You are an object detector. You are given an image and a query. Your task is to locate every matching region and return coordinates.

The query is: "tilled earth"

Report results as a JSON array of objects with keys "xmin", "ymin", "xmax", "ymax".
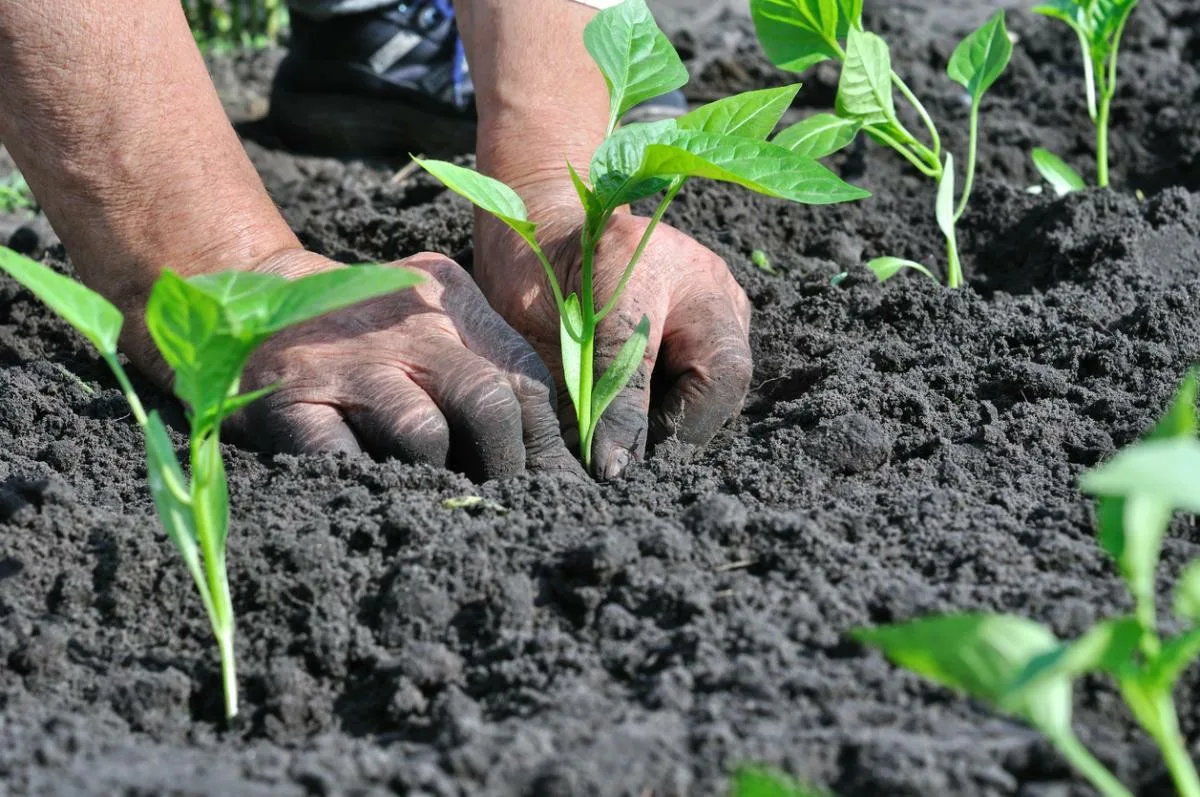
[{"xmin": 3, "ymin": 1, "xmax": 1200, "ymax": 795}]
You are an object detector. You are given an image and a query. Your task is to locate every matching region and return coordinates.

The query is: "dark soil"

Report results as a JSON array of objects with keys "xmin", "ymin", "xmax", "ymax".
[{"xmin": 4, "ymin": 1, "xmax": 1200, "ymax": 795}]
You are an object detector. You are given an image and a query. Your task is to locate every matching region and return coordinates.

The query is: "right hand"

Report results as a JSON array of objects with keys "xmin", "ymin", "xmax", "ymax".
[{"xmin": 128, "ymin": 249, "xmax": 582, "ymax": 480}]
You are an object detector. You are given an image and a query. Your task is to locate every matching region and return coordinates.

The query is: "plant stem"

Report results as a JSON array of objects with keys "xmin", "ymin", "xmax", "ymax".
[
  {"xmin": 578, "ymin": 232, "xmax": 598, "ymax": 467},
  {"xmin": 191, "ymin": 432, "xmax": 237, "ymax": 720},
  {"xmin": 1096, "ymin": 96, "xmax": 1111, "ymax": 188},
  {"xmin": 954, "ymin": 102, "xmax": 980, "ymax": 221},
  {"xmin": 103, "ymin": 354, "xmax": 149, "ymax": 427},
  {"xmin": 1152, "ymin": 696, "xmax": 1200, "ymax": 797},
  {"xmin": 892, "ymin": 72, "xmax": 942, "ymax": 160},
  {"xmin": 596, "ymin": 178, "xmax": 684, "ymax": 323},
  {"xmin": 945, "ymin": 228, "xmax": 963, "ymax": 289},
  {"xmin": 1051, "ymin": 732, "xmax": 1135, "ymax": 797},
  {"xmin": 866, "ymin": 125, "xmax": 941, "ymax": 179}
]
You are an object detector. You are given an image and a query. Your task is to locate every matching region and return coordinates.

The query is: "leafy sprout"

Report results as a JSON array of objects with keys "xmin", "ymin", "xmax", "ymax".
[
  {"xmin": 416, "ymin": 0, "xmax": 867, "ymax": 471},
  {"xmin": 0, "ymin": 171, "xmax": 35, "ymax": 214},
  {"xmin": 0, "ymin": 246, "xmax": 421, "ymax": 720},
  {"xmin": 856, "ymin": 371, "xmax": 1200, "ymax": 797},
  {"xmin": 750, "ymin": 1, "xmax": 1012, "ymax": 288},
  {"xmin": 183, "ymin": 0, "xmax": 288, "ymax": 52},
  {"xmin": 1031, "ymin": 0, "xmax": 1138, "ymax": 190}
]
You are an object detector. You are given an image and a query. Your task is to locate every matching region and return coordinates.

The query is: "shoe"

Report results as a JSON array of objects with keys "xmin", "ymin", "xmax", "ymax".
[{"xmin": 270, "ymin": 0, "xmax": 690, "ymax": 157}]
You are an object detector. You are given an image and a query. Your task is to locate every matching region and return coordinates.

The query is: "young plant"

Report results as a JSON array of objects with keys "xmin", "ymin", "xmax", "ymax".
[
  {"xmin": 1031, "ymin": 0, "xmax": 1139, "ymax": 190},
  {"xmin": 855, "ymin": 372, "xmax": 1200, "ymax": 797},
  {"xmin": 0, "ymin": 246, "xmax": 421, "ymax": 720},
  {"xmin": 0, "ymin": 171, "xmax": 35, "ymax": 214},
  {"xmin": 183, "ymin": 0, "xmax": 288, "ymax": 52},
  {"xmin": 416, "ymin": 0, "xmax": 867, "ymax": 469},
  {"xmin": 732, "ymin": 767, "xmax": 833, "ymax": 796},
  {"xmin": 750, "ymin": 1, "xmax": 1013, "ymax": 287}
]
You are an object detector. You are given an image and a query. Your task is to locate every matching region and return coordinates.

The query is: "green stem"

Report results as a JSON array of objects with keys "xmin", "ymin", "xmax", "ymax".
[
  {"xmin": 893, "ymin": 72, "xmax": 942, "ymax": 160},
  {"xmin": 945, "ymin": 226, "xmax": 963, "ymax": 289},
  {"xmin": 1077, "ymin": 28, "xmax": 1099, "ymax": 123},
  {"xmin": 954, "ymin": 102, "xmax": 980, "ymax": 221},
  {"xmin": 1152, "ymin": 696, "xmax": 1200, "ymax": 797},
  {"xmin": 865, "ymin": 125, "xmax": 941, "ymax": 179},
  {"xmin": 191, "ymin": 432, "xmax": 237, "ymax": 720},
  {"xmin": 1050, "ymin": 732, "xmax": 1135, "ymax": 797},
  {"xmin": 595, "ymin": 178, "xmax": 684, "ymax": 323},
  {"xmin": 102, "ymin": 354, "xmax": 149, "ymax": 428},
  {"xmin": 1096, "ymin": 95, "xmax": 1111, "ymax": 188},
  {"xmin": 578, "ymin": 233, "xmax": 598, "ymax": 468}
]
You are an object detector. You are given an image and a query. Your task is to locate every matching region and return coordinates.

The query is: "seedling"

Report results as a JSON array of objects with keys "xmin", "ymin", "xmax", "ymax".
[
  {"xmin": 750, "ymin": 1, "xmax": 1013, "ymax": 287},
  {"xmin": 417, "ymin": 0, "xmax": 867, "ymax": 469},
  {"xmin": 0, "ymin": 171, "xmax": 35, "ymax": 214},
  {"xmin": 0, "ymin": 246, "xmax": 421, "ymax": 720},
  {"xmin": 1031, "ymin": 0, "xmax": 1139, "ymax": 190},
  {"xmin": 731, "ymin": 767, "xmax": 832, "ymax": 796},
  {"xmin": 856, "ymin": 372, "xmax": 1200, "ymax": 797},
  {"xmin": 751, "ymin": 249, "xmax": 778, "ymax": 275},
  {"xmin": 184, "ymin": 0, "xmax": 288, "ymax": 52}
]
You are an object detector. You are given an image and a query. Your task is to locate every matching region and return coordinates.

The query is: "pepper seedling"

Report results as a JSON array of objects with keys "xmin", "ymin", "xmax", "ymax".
[
  {"xmin": 750, "ymin": 0, "xmax": 1012, "ymax": 287},
  {"xmin": 416, "ymin": 0, "xmax": 867, "ymax": 470},
  {"xmin": 0, "ymin": 246, "xmax": 421, "ymax": 720},
  {"xmin": 1030, "ymin": 0, "xmax": 1138, "ymax": 191},
  {"xmin": 855, "ymin": 372, "xmax": 1200, "ymax": 797}
]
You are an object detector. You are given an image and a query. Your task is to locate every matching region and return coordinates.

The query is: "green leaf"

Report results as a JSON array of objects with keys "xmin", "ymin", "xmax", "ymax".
[
  {"xmin": 591, "ymin": 315, "xmax": 650, "ymax": 427},
  {"xmin": 0, "ymin": 246, "xmax": 124, "ymax": 356},
  {"xmin": 1006, "ymin": 618, "xmax": 1142, "ymax": 699},
  {"xmin": 143, "ymin": 412, "xmax": 198, "ymax": 550},
  {"xmin": 193, "ymin": 432, "xmax": 230, "ymax": 552},
  {"xmin": 751, "ymin": 249, "xmax": 778, "ymax": 275},
  {"xmin": 854, "ymin": 614, "xmax": 1073, "ymax": 736},
  {"xmin": 750, "ymin": 0, "xmax": 848, "ymax": 73},
  {"xmin": 584, "ymin": 0, "xmax": 689, "ymax": 133},
  {"xmin": 1096, "ymin": 493, "xmax": 1174, "ymax": 618},
  {"xmin": 836, "ymin": 28, "xmax": 895, "ymax": 125},
  {"xmin": 1147, "ymin": 626, "xmax": 1200, "ymax": 690},
  {"xmin": 772, "ymin": 113, "xmax": 861, "ymax": 159},
  {"xmin": 1089, "ymin": 0, "xmax": 1139, "ymax": 48},
  {"xmin": 567, "ymin": 162, "xmax": 604, "ymax": 224},
  {"xmin": 1033, "ymin": 0, "xmax": 1088, "ymax": 34},
  {"xmin": 1082, "ymin": 437, "xmax": 1200, "ymax": 512},
  {"xmin": 731, "ymin": 766, "xmax": 831, "ymax": 797},
  {"xmin": 1174, "ymin": 562, "xmax": 1200, "ymax": 623},
  {"xmin": 1032, "ymin": 148, "xmax": 1086, "ymax": 196},
  {"xmin": 255, "ymin": 266, "xmax": 423, "ymax": 334},
  {"xmin": 948, "ymin": 11, "xmax": 1012, "ymax": 102},
  {"xmin": 590, "ymin": 120, "xmax": 681, "ymax": 209},
  {"xmin": 867, "ymin": 256, "xmax": 938, "ymax": 283},
  {"xmin": 415, "ymin": 158, "xmax": 545, "ymax": 254},
  {"xmin": 561, "ymin": 293, "xmax": 585, "ymax": 420},
  {"xmin": 936, "ymin": 153, "xmax": 957, "ymax": 243},
  {"xmin": 1147, "ymin": 370, "xmax": 1198, "ymax": 441},
  {"xmin": 678, "ymin": 85, "xmax": 802, "ymax": 141}
]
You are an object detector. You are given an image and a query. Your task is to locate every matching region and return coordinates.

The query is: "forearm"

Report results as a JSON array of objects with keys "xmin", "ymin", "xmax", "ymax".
[{"xmin": 0, "ymin": 0, "xmax": 297, "ymax": 318}]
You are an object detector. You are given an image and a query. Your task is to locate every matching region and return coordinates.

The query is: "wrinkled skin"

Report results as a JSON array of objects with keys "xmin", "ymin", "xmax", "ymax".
[{"xmin": 475, "ymin": 207, "xmax": 754, "ymax": 480}]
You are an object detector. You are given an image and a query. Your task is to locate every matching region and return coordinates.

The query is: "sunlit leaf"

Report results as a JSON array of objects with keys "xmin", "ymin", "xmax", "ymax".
[
  {"xmin": 591, "ymin": 314, "xmax": 650, "ymax": 427},
  {"xmin": 678, "ymin": 85, "xmax": 802, "ymax": 140},
  {"xmin": 772, "ymin": 113, "xmax": 861, "ymax": 159},
  {"xmin": 836, "ymin": 28, "xmax": 895, "ymax": 125},
  {"xmin": 947, "ymin": 11, "xmax": 1013, "ymax": 102},
  {"xmin": 1032, "ymin": 148, "xmax": 1086, "ymax": 196},
  {"xmin": 867, "ymin": 256, "xmax": 938, "ymax": 283}
]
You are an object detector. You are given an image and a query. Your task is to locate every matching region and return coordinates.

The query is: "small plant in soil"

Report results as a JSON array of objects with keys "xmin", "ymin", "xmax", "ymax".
[
  {"xmin": 1030, "ymin": 0, "xmax": 1139, "ymax": 191},
  {"xmin": 856, "ymin": 373, "xmax": 1200, "ymax": 797},
  {"xmin": 417, "ymin": 0, "xmax": 867, "ymax": 469},
  {"xmin": 0, "ymin": 171, "xmax": 35, "ymax": 214},
  {"xmin": 731, "ymin": 766, "xmax": 832, "ymax": 796},
  {"xmin": 0, "ymin": 246, "xmax": 421, "ymax": 720},
  {"xmin": 750, "ymin": 0, "xmax": 1013, "ymax": 287}
]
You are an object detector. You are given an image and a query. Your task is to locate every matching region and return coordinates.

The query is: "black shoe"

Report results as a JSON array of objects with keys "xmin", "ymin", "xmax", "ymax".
[{"xmin": 270, "ymin": 1, "xmax": 689, "ymax": 157}]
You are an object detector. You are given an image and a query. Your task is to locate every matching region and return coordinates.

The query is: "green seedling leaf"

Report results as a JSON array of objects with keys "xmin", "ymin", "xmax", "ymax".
[
  {"xmin": 773, "ymin": 113, "xmax": 861, "ymax": 159},
  {"xmin": 1147, "ymin": 369, "xmax": 1198, "ymax": 441},
  {"xmin": 1146, "ymin": 626, "xmax": 1200, "ymax": 690},
  {"xmin": 867, "ymin": 256, "xmax": 938, "ymax": 283},
  {"xmin": 836, "ymin": 28, "xmax": 895, "ymax": 125},
  {"xmin": 750, "ymin": 0, "xmax": 850, "ymax": 73},
  {"xmin": 855, "ymin": 614, "xmax": 1073, "ymax": 736},
  {"xmin": 415, "ymin": 158, "xmax": 544, "ymax": 253},
  {"xmin": 1033, "ymin": 0, "xmax": 1088, "ymax": 33},
  {"xmin": 936, "ymin": 153, "xmax": 957, "ymax": 242},
  {"xmin": 947, "ymin": 11, "xmax": 1013, "ymax": 102},
  {"xmin": 561, "ymin": 293, "xmax": 585, "ymax": 419},
  {"xmin": 678, "ymin": 84, "xmax": 802, "ymax": 140},
  {"xmin": 1032, "ymin": 148, "xmax": 1086, "ymax": 196},
  {"xmin": 1096, "ymin": 493, "xmax": 1175, "ymax": 621},
  {"xmin": 567, "ymin": 162, "xmax": 604, "ymax": 224},
  {"xmin": 584, "ymin": 0, "xmax": 689, "ymax": 133},
  {"xmin": 1006, "ymin": 618, "xmax": 1142, "ymax": 699},
  {"xmin": 0, "ymin": 246, "xmax": 124, "ymax": 356},
  {"xmin": 255, "ymin": 266, "xmax": 424, "ymax": 334},
  {"xmin": 1082, "ymin": 437, "xmax": 1200, "ymax": 512},
  {"xmin": 751, "ymin": 249, "xmax": 778, "ymax": 275},
  {"xmin": 590, "ymin": 120, "xmax": 680, "ymax": 209},
  {"xmin": 591, "ymin": 314, "xmax": 651, "ymax": 428},
  {"xmin": 731, "ymin": 766, "xmax": 831, "ymax": 797},
  {"xmin": 1174, "ymin": 562, "xmax": 1200, "ymax": 624},
  {"xmin": 143, "ymin": 411, "xmax": 200, "ymax": 559}
]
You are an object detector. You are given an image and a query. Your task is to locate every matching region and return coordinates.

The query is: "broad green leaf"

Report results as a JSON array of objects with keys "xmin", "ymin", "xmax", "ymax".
[
  {"xmin": 1082, "ymin": 437, "xmax": 1200, "ymax": 512},
  {"xmin": 772, "ymin": 114, "xmax": 861, "ymax": 159},
  {"xmin": 561, "ymin": 294, "xmax": 585, "ymax": 419},
  {"xmin": 1089, "ymin": 0, "xmax": 1139, "ymax": 48},
  {"xmin": 678, "ymin": 85, "xmax": 802, "ymax": 141},
  {"xmin": 750, "ymin": 0, "xmax": 848, "ymax": 73},
  {"xmin": 731, "ymin": 767, "xmax": 831, "ymax": 797},
  {"xmin": 947, "ymin": 11, "xmax": 1013, "ymax": 102},
  {"xmin": 0, "ymin": 246, "xmax": 124, "ymax": 356},
  {"xmin": 255, "ymin": 266, "xmax": 424, "ymax": 334},
  {"xmin": 867, "ymin": 256, "xmax": 938, "ymax": 283},
  {"xmin": 1174, "ymin": 561, "xmax": 1200, "ymax": 623},
  {"xmin": 193, "ymin": 432, "xmax": 230, "ymax": 552},
  {"xmin": 415, "ymin": 158, "xmax": 544, "ymax": 252},
  {"xmin": 854, "ymin": 614, "xmax": 1073, "ymax": 736},
  {"xmin": 1147, "ymin": 370, "xmax": 1198, "ymax": 441},
  {"xmin": 1033, "ymin": 0, "xmax": 1088, "ymax": 34},
  {"xmin": 1006, "ymin": 618, "xmax": 1142, "ymax": 699},
  {"xmin": 591, "ymin": 120, "xmax": 680, "ymax": 209},
  {"xmin": 1032, "ymin": 148, "xmax": 1086, "ymax": 196},
  {"xmin": 216, "ymin": 384, "xmax": 278, "ymax": 420},
  {"xmin": 836, "ymin": 28, "xmax": 895, "ymax": 125},
  {"xmin": 567, "ymin": 162, "xmax": 603, "ymax": 224},
  {"xmin": 936, "ymin": 153, "xmax": 957, "ymax": 242},
  {"xmin": 583, "ymin": 0, "xmax": 689, "ymax": 133},
  {"xmin": 591, "ymin": 315, "xmax": 650, "ymax": 427},
  {"xmin": 185, "ymin": 270, "xmax": 288, "ymax": 334},
  {"xmin": 1147, "ymin": 626, "xmax": 1200, "ymax": 690}
]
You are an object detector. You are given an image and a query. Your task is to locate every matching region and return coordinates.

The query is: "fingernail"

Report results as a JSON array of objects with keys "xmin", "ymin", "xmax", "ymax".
[{"xmin": 602, "ymin": 448, "xmax": 632, "ymax": 481}]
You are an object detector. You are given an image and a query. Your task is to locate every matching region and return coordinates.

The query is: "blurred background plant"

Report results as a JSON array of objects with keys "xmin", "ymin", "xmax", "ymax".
[{"xmin": 183, "ymin": 0, "xmax": 289, "ymax": 52}]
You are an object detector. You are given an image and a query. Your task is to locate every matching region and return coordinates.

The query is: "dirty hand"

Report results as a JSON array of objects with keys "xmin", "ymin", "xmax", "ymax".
[{"xmin": 475, "ymin": 208, "xmax": 754, "ymax": 481}]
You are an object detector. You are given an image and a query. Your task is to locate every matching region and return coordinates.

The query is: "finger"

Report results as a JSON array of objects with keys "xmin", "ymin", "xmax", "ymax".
[
  {"xmin": 422, "ymin": 258, "xmax": 584, "ymax": 478},
  {"xmin": 343, "ymin": 372, "xmax": 451, "ymax": 465},
  {"xmin": 588, "ymin": 312, "xmax": 658, "ymax": 482},
  {"xmin": 409, "ymin": 341, "xmax": 527, "ymax": 481},
  {"xmin": 240, "ymin": 400, "xmax": 363, "ymax": 455},
  {"xmin": 649, "ymin": 291, "xmax": 753, "ymax": 446}
]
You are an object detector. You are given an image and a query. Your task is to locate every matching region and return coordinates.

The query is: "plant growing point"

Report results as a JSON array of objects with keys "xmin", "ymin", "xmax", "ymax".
[
  {"xmin": 0, "ymin": 246, "xmax": 421, "ymax": 720},
  {"xmin": 417, "ymin": 0, "xmax": 867, "ymax": 470}
]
